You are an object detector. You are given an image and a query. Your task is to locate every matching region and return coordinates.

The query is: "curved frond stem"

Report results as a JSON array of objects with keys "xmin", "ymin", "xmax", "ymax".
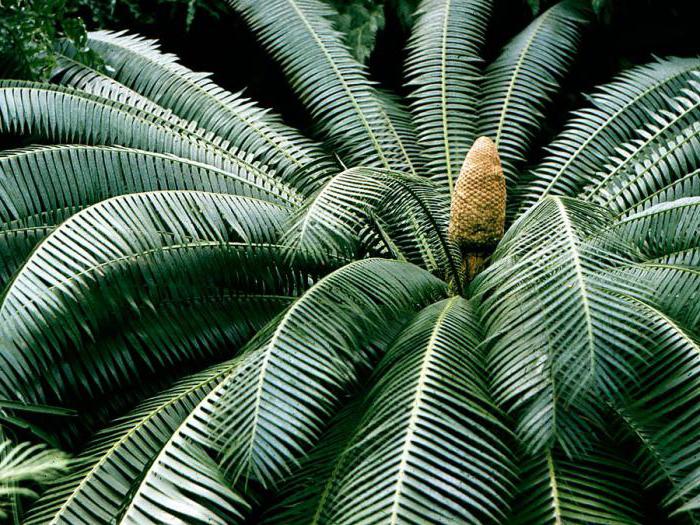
[
  {"xmin": 516, "ymin": 58, "xmax": 700, "ymax": 215},
  {"xmin": 322, "ymin": 297, "xmax": 515, "ymax": 523},
  {"xmin": 76, "ymin": 31, "xmax": 338, "ymax": 192},
  {"xmin": 209, "ymin": 258, "xmax": 446, "ymax": 487},
  {"xmin": 284, "ymin": 167, "xmax": 461, "ymax": 287},
  {"xmin": 583, "ymin": 87, "xmax": 700, "ymax": 206}
]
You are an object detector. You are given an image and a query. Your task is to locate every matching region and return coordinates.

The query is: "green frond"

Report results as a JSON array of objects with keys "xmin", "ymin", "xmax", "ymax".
[
  {"xmin": 230, "ymin": 0, "xmax": 420, "ymax": 175},
  {"xmin": 208, "ymin": 258, "xmax": 446, "ymax": 487},
  {"xmin": 648, "ymin": 246, "xmax": 700, "ymax": 266},
  {"xmin": 478, "ymin": 0, "xmax": 589, "ymax": 186},
  {"xmin": 476, "ymin": 196, "xmax": 649, "ymax": 452},
  {"xmin": 258, "ymin": 402, "xmax": 364, "ymax": 524},
  {"xmin": 605, "ymin": 197, "xmax": 700, "ymax": 261},
  {"xmin": 52, "ymin": 55, "xmax": 193, "ymax": 129},
  {"xmin": 0, "ymin": 191, "xmax": 299, "ymax": 403},
  {"xmin": 375, "ymin": 89, "xmax": 422, "ymax": 171},
  {"xmin": 581, "ymin": 83, "xmax": 700, "ymax": 212},
  {"xmin": 613, "ymin": 297, "xmax": 700, "ymax": 520},
  {"xmin": 0, "ymin": 440, "xmax": 69, "ymax": 519},
  {"xmin": 509, "ymin": 448, "xmax": 643, "ymax": 524},
  {"xmin": 320, "ymin": 297, "xmax": 516, "ymax": 524},
  {"xmin": 1, "ymin": 2, "xmax": 699, "ymax": 522},
  {"xmin": 590, "ymin": 122, "xmax": 700, "ymax": 216},
  {"xmin": 25, "ymin": 360, "xmax": 250, "ymax": 525},
  {"xmin": 283, "ymin": 167, "xmax": 462, "ymax": 286},
  {"xmin": 611, "ymin": 264, "xmax": 700, "ymax": 329},
  {"xmin": 516, "ymin": 58, "xmax": 700, "ymax": 215},
  {"xmin": 619, "ymin": 166, "xmax": 700, "ymax": 219},
  {"xmin": 405, "ymin": 0, "xmax": 491, "ymax": 192},
  {"xmin": 63, "ymin": 31, "xmax": 337, "ymax": 193},
  {"xmin": 0, "ymin": 81, "xmax": 290, "ymax": 195},
  {"xmin": 54, "ymin": 262, "xmax": 437, "ymax": 519},
  {"xmin": 0, "ymin": 145, "xmax": 300, "ymax": 287}
]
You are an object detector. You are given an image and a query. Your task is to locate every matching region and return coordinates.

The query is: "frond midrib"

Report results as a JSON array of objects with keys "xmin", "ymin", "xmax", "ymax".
[
  {"xmin": 241, "ymin": 257, "xmax": 346, "ymax": 478},
  {"xmin": 387, "ymin": 296, "xmax": 458, "ymax": 524},
  {"xmin": 0, "ymin": 83, "xmax": 279, "ymax": 183},
  {"xmin": 440, "ymin": 0, "xmax": 454, "ymax": 193},
  {"xmin": 553, "ymin": 197, "xmax": 595, "ymax": 393},
  {"xmin": 493, "ymin": 9, "xmax": 551, "ymax": 147},
  {"xmin": 1, "ymin": 240, "xmax": 288, "ymax": 322},
  {"xmin": 283, "ymin": 0, "xmax": 388, "ymax": 169},
  {"xmin": 546, "ymin": 451, "xmax": 563, "ymax": 525}
]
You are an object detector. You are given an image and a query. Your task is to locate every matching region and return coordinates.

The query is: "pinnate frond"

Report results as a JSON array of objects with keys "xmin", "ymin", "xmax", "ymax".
[{"xmin": 478, "ymin": 0, "xmax": 589, "ymax": 186}]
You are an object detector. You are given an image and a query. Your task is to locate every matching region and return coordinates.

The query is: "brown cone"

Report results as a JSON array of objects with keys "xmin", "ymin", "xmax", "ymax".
[
  {"xmin": 448, "ymin": 136, "xmax": 506, "ymax": 250},
  {"xmin": 448, "ymin": 137, "xmax": 506, "ymax": 281}
]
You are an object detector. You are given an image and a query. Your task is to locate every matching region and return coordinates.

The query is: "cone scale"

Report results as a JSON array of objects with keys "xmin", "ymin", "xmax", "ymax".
[{"xmin": 448, "ymin": 136, "xmax": 506, "ymax": 281}]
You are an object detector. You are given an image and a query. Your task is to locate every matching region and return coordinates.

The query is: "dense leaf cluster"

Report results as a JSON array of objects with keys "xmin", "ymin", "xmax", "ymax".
[{"xmin": 0, "ymin": 0, "xmax": 699, "ymax": 523}]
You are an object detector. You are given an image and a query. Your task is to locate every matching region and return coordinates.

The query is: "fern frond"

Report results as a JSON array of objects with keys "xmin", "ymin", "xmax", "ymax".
[
  {"xmin": 52, "ymin": 55, "xmax": 192, "ymax": 129},
  {"xmin": 322, "ymin": 297, "xmax": 515, "ymax": 524},
  {"xmin": 0, "ymin": 191, "xmax": 297, "ymax": 402},
  {"xmin": 0, "ymin": 440, "xmax": 69, "ymax": 519},
  {"xmin": 0, "ymin": 145, "xmax": 300, "ymax": 286},
  {"xmin": 612, "ymin": 263, "xmax": 700, "ymax": 329},
  {"xmin": 613, "ymin": 298, "xmax": 700, "ymax": 520},
  {"xmin": 66, "ymin": 31, "xmax": 337, "ymax": 193},
  {"xmin": 405, "ymin": 0, "xmax": 491, "ymax": 192},
  {"xmin": 605, "ymin": 197, "xmax": 700, "ymax": 261},
  {"xmin": 25, "ymin": 360, "xmax": 251, "ymax": 525},
  {"xmin": 478, "ymin": 0, "xmax": 589, "ymax": 186},
  {"xmin": 208, "ymin": 258, "xmax": 446, "ymax": 487},
  {"xmin": 258, "ymin": 402, "xmax": 364, "ymax": 524},
  {"xmin": 0, "ymin": 82, "xmax": 290, "ymax": 195},
  {"xmin": 509, "ymin": 448, "xmax": 643, "ymax": 524},
  {"xmin": 283, "ymin": 167, "xmax": 461, "ymax": 286},
  {"xmin": 516, "ymin": 59, "xmax": 700, "ymax": 214},
  {"xmin": 476, "ymin": 197, "xmax": 650, "ymax": 452},
  {"xmin": 587, "ymin": 109, "xmax": 700, "ymax": 216},
  {"xmin": 230, "ymin": 0, "xmax": 420, "ymax": 175}
]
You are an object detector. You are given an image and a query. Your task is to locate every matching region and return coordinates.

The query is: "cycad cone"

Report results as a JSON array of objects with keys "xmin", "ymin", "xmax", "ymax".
[{"xmin": 448, "ymin": 136, "xmax": 506, "ymax": 280}]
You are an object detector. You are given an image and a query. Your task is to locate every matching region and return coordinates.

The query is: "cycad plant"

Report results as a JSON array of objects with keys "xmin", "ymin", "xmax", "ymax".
[{"xmin": 1, "ymin": 0, "xmax": 700, "ymax": 522}]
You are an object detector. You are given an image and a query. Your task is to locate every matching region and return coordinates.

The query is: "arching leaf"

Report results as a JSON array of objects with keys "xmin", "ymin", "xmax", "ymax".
[
  {"xmin": 0, "ymin": 81, "xmax": 288, "ymax": 195},
  {"xmin": 258, "ymin": 401, "xmax": 364, "ymax": 524},
  {"xmin": 230, "ymin": 0, "xmax": 420, "ymax": 175},
  {"xmin": 321, "ymin": 297, "xmax": 515, "ymax": 524},
  {"xmin": 405, "ymin": 0, "xmax": 491, "ymax": 192},
  {"xmin": 614, "ymin": 297, "xmax": 700, "ymax": 521},
  {"xmin": 0, "ymin": 191, "xmax": 298, "ymax": 403},
  {"xmin": 605, "ymin": 197, "xmax": 700, "ymax": 261},
  {"xmin": 283, "ymin": 167, "xmax": 462, "ymax": 286},
  {"xmin": 0, "ymin": 145, "xmax": 300, "ymax": 286},
  {"xmin": 24, "ymin": 360, "xmax": 250, "ymax": 525},
  {"xmin": 478, "ymin": 0, "xmax": 589, "ymax": 186},
  {"xmin": 509, "ymin": 448, "xmax": 642, "ymax": 525},
  {"xmin": 516, "ymin": 59, "xmax": 700, "ymax": 214},
  {"xmin": 208, "ymin": 258, "xmax": 446, "ymax": 487},
  {"xmin": 62, "ymin": 31, "xmax": 337, "ymax": 193},
  {"xmin": 0, "ymin": 440, "xmax": 69, "ymax": 519},
  {"xmin": 476, "ymin": 197, "xmax": 649, "ymax": 452}
]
